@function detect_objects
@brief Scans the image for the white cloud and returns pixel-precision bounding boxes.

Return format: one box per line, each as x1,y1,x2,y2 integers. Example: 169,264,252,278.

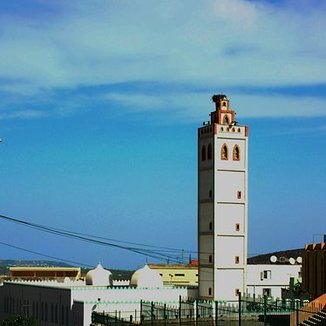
0,0,325,119
0,109,48,120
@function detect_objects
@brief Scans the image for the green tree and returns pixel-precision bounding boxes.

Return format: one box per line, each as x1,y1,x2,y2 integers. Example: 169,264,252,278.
1,315,37,326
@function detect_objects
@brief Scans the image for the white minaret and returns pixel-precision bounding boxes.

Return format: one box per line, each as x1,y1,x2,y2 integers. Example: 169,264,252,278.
198,94,248,301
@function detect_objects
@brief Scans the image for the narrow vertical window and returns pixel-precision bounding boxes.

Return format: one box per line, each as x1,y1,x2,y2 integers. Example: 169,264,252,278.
201,145,206,161
61,305,64,325
207,143,212,160
65,306,69,326
237,191,242,199
209,255,213,263
235,223,240,231
233,145,240,161
235,256,240,264
235,289,240,296
223,115,229,125
209,288,212,296
221,144,228,160
209,222,213,231
55,304,58,324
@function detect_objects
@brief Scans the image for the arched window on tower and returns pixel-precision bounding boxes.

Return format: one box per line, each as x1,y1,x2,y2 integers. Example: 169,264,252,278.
221,144,228,160
201,145,206,161
233,145,240,161
207,143,212,160
223,115,229,125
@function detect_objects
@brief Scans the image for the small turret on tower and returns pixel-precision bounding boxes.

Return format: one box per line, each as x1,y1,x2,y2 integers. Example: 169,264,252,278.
210,94,235,125
212,94,229,110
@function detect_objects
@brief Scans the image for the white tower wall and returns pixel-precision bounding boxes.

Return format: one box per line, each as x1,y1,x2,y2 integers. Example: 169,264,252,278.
198,95,248,301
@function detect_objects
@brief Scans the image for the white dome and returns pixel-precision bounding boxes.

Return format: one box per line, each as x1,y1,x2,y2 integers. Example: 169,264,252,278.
130,265,163,288
86,263,112,286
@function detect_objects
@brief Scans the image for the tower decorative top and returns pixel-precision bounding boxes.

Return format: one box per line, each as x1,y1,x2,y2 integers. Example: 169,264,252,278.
210,94,235,125
212,94,227,103
212,94,229,112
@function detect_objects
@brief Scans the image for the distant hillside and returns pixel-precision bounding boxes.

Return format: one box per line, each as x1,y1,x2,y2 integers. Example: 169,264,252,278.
248,248,304,264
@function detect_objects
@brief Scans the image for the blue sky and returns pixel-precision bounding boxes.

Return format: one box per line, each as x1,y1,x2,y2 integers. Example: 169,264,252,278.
0,0,325,269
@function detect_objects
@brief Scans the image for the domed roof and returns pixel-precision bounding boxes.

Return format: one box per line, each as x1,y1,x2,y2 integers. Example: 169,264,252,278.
86,263,112,286
130,265,163,288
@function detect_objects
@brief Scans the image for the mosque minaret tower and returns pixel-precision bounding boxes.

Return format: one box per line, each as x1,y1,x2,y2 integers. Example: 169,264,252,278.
198,94,248,301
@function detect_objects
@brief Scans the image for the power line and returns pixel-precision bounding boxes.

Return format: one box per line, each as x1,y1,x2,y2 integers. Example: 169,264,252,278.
0,240,93,268
0,213,195,263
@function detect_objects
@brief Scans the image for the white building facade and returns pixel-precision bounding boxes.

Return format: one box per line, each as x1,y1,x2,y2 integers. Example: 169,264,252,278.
0,265,197,326
246,264,301,299
198,95,248,301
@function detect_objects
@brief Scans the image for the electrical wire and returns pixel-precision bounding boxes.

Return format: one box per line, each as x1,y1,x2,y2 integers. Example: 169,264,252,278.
0,240,93,268
0,213,195,263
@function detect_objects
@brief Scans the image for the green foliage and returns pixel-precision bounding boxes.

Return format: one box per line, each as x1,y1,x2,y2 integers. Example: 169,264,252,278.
1,315,38,326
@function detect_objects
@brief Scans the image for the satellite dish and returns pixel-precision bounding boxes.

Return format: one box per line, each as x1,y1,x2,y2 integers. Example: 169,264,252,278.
289,257,296,265
279,256,286,263
270,255,277,263
296,256,302,264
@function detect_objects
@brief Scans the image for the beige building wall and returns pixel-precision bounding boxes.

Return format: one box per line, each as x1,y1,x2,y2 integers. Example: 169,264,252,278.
148,264,198,286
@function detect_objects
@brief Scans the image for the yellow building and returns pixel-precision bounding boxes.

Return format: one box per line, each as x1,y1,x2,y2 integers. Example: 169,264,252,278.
8,266,81,281
148,264,198,286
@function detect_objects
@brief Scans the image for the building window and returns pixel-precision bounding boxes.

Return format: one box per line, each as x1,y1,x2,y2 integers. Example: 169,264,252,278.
235,223,240,231
209,255,213,263
209,288,212,296
233,145,240,161
221,144,228,160
55,304,58,324
201,145,206,161
45,303,48,322
51,304,54,322
235,256,240,264
223,115,229,125
175,273,185,277
61,305,64,325
207,143,212,160
65,306,69,326
209,190,212,198
237,191,242,199
36,302,39,320
263,288,271,297
235,289,240,296
261,270,272,280
209,222,213,230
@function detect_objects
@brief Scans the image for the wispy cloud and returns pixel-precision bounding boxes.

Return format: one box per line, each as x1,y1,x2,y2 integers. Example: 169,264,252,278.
0,0,325,120
0,109,48,120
